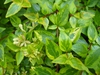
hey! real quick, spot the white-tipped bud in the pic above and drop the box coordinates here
[19,24,26,32]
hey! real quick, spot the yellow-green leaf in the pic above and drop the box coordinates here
[69,16,77,28]
[59,31,72,52]
[13,0,31,7]
[46,40,62,60]
[87,24,98,42]
[38,18,49,30]
[0,67,3,75]
[52,54,67,64]
[16,51,24,65]
[67,57,91,74]
[6,3,21,18]
[69,27,82,43]
[0,45,4,61]
[4,0,12,4]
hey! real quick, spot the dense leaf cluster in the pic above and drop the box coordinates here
[0,0,100,75]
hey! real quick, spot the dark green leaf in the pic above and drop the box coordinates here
[59,66,78,75]
[87,0,99,7]
[97,0,100,8]
[85,48,100,68]
[94,10,100,26]
[0,27,6,33]
[0,18,9,24]
[4,0,12,4]
[57,7,69,26]
[72,43,88,58]
[10,15,21,27]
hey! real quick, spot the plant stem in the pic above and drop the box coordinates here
[56,27,60,72]
[56,64,59,72]
[88,43,92,50]
[56,27,59,38]
[43,10,58,18]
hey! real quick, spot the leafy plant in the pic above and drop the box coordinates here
[0,0,100,75]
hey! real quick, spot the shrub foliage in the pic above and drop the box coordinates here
[0,0,100,75]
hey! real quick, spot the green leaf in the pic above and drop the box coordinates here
[59,66,78,75]
[0,67,3,75]
[53,0,62,10]
[0,45,4,61]
[94,10,100,26]
[34,30,55,44]
[4,0,12,4]
[59,31,72,52]
[76,37,88,46]
[97,0,100,8]
[96,35,100,45]
[72,43,88,58]
[87,24,98,42]
[16,51,24,65]
[81,11,95,19]
[67,57,90,74]
[6,39,20,52]
[10,15,21,27]
[0,18,9,25]
[85,48,100,68]
[74,12,81,19]
[57,7,69,26]
[6,3,21,18]
[68,0,77,14]
[87,0,99,7]
[35,67,54,75]
[40,0,53,15]
[44,57,53,67]
[48,25,57,30]
[78,19,91,27]
[46,40,61,60]
[69,16,77,28]
[13,0,31,7]
[32,4,40,12]
[52,54,67,64]
[0,27,6,33]
[24,13,39,22]
[81,71,88,75]
[49,14,57,25]
[69,27,82,43]
[38,18,49,30]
